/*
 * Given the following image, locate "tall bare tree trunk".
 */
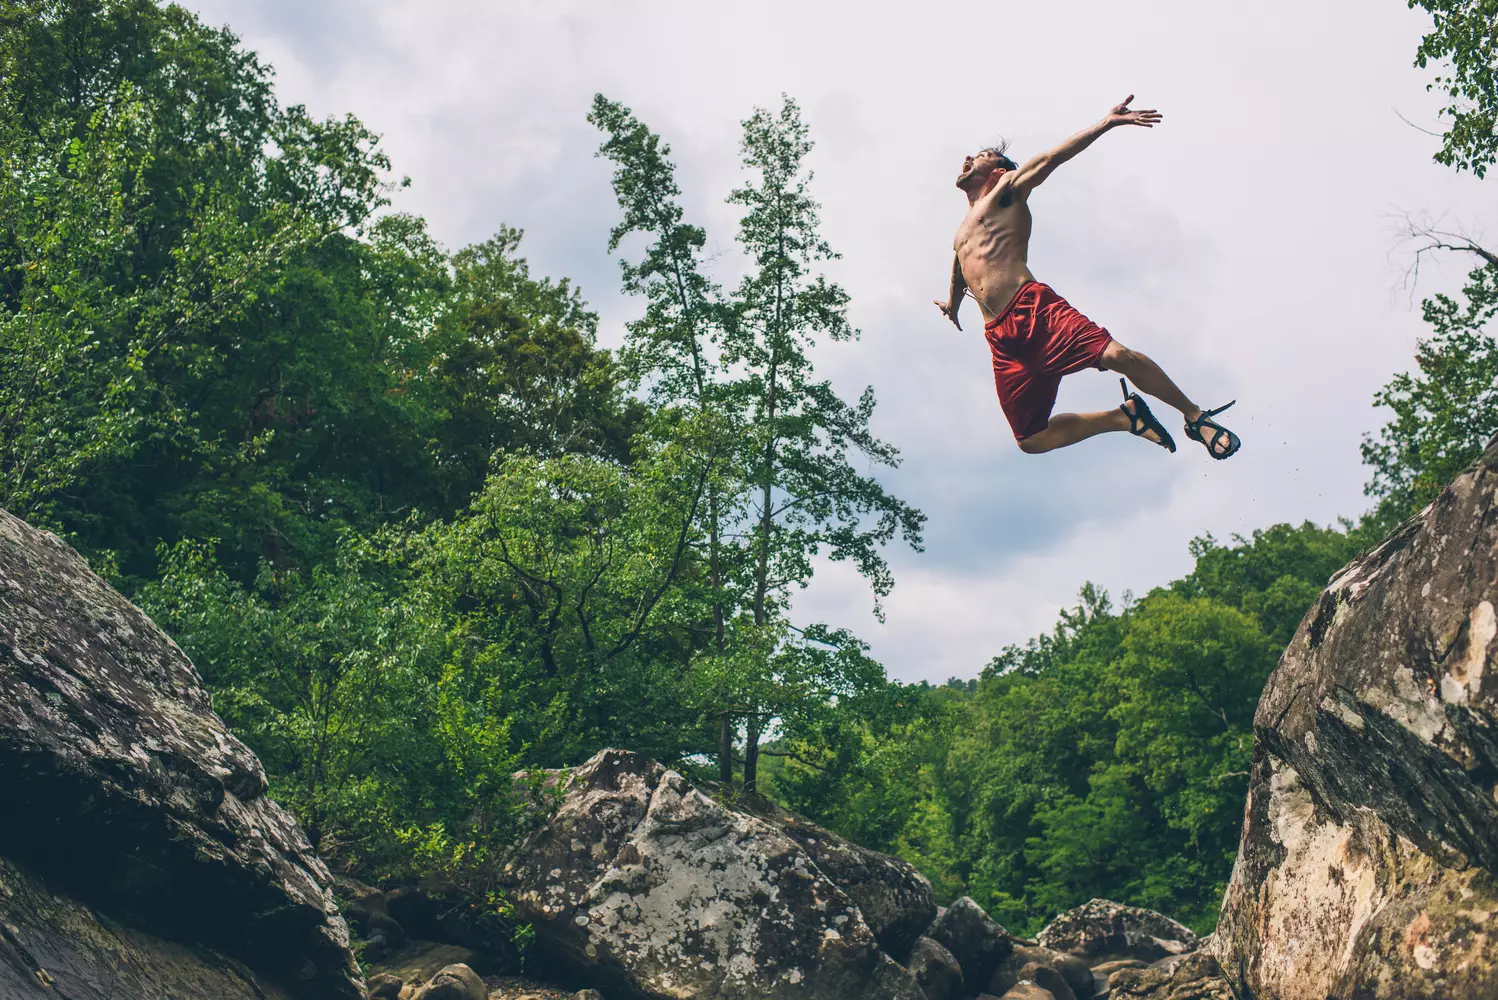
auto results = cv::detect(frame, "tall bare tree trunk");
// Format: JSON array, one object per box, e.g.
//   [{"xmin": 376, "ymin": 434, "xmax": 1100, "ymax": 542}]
[
  {"xmin": 744, "ymin": 712, "xmax": 762, "ymax": 792},
  {"xmin": 719, "ymin": 711, "xmax": 734, "ymax": 784}
]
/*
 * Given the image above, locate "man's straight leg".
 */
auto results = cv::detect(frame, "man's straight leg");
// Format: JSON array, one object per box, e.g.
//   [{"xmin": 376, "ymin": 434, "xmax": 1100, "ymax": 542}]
[{"xmin": 1099, "ymin": 340, "xmax": 1201, "ymax": 421}]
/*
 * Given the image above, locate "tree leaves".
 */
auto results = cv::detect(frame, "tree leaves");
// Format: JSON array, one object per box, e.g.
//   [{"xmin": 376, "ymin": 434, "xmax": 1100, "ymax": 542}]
[{"xmin": 1410, "ymin": 0, "xmax": 1498, "ymax": 176}]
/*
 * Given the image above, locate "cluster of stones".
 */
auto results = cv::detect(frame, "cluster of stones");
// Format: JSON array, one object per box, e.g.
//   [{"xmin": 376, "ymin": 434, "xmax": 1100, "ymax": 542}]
[{"xmin": 906, "ymin": 896, "xmax": 1215, "ymax": 1000}]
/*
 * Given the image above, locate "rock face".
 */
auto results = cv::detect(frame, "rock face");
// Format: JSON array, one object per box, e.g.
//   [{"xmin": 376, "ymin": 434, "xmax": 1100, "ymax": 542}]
[
  {"xmin": 907, "ymin": 936, "xmax": 963, "ymax": 1000},
  {"xmin": 501, "ymin": 748, "xmax": 922, "ymax": 999},
  {"xmin": 1037, "ymin": 899, "xmax": 1198, "ymax": 964},
  {"xmin": 1211, "ymin": 435, "xmax": 1498, "ymax": 998},
  {"xmin": 926, "ymin": 896, "xmax": 1013, "ymax": 993},
  {"xmin": 989, "ymin": 944, "xmax": 1096, "ymax": 1000},
  {"xmin": 1108, "ymin": 952, "xmax": 1235, "ymax": 1000},
  {"xmin": 727, "ymin": 789, "xmax": 937, "ymax": 961},
  {"xmin": 0, "ymin": 509, "xmax": 362, "ymax": 999},
  {"xmin": 0, "ymin": 855, "xmax": 300, "ymax": 1000}
]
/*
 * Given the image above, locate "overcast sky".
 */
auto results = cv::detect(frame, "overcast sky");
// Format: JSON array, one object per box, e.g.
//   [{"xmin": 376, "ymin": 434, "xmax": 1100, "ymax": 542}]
[{"xmin": 190, "ymin": 0, "xmax": 1494, "ymax": 683}]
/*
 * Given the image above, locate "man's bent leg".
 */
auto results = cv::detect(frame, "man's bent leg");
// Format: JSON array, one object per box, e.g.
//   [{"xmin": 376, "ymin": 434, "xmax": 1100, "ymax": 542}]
[
  {"xmin": 1018, "ymin": 408, "xmax": 1131, "ymax": 454},
  {"xmin": 1099, "ymin": 341, "xmax": 1202, "ymax": 421}
]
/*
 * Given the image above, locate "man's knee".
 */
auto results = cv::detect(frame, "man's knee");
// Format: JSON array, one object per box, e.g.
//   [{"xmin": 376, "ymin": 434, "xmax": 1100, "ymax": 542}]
[
  {"xmin": 1017, "ymin": 435, "xmax": 1048, "ymax": 454},
  {"xmin": 1100, "ymin": 340, "xmax": 1138, "ymax": 370}
]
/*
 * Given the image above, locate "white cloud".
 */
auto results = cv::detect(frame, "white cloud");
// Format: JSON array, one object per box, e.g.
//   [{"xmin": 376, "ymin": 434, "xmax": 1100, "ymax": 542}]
[{"xmin": 193, "ymin": 0, "xmax": 1493, "ymax": 682}]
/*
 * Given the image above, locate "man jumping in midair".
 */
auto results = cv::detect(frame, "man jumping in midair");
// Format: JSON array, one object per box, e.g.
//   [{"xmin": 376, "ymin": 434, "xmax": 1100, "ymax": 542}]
[{"xmin": 935, "ymin": 96, "xmax": 1239, "ymax": 458}]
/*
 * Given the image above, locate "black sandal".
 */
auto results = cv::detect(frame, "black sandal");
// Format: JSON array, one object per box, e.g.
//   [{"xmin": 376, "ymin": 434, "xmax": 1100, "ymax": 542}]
[
  {"xmin": 1119, "ymin": 378, "xmax": 1176, "ymax": 453},
  {"xmin": 1184, "ymin": 401, "xmax": 1240, "ymax": 460}
]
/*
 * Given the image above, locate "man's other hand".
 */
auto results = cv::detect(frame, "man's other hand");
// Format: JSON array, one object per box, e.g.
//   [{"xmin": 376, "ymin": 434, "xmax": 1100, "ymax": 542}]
[
  {"xmin": 1106, "ymin": 95, "xmax": 1162, "ymax": 128},
  {"xmin": 934, "ymin": 299, "xmax": 962, "ymax": 330}
]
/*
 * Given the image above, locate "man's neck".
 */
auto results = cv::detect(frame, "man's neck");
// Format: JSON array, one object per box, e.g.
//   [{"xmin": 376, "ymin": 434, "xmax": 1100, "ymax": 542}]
[{"xmin": 965, "ymin": 174, "xmax": 1004, "ymax": 207}]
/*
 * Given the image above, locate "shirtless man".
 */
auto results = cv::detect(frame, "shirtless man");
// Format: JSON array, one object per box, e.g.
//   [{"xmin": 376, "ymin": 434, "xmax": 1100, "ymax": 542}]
[{"xmin": 935, "ymin": 95, "xmax": 1239, "ymax": 459}]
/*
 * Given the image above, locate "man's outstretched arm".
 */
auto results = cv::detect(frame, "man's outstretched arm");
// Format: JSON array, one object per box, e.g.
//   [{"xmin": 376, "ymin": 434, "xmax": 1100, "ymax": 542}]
[
  {"xmin": 933, "ymin": 253, "xmax": 966, "ymax": 329},
  {"xmin": 1010, "ymin": 95, "xmax": 1162, "ymax": 194}
]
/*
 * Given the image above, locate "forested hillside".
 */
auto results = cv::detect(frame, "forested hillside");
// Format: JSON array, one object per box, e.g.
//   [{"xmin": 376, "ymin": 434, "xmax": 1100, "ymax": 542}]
[{"xmin": 3, "ymin": 0, "xmax": 1493, "ymax": 946}]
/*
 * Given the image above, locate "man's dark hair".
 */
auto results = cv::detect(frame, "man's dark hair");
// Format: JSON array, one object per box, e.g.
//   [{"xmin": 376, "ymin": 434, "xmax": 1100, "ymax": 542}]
[{"xmin": 979, "ymin": 140, "xmax": 1018, "ymax": 172}]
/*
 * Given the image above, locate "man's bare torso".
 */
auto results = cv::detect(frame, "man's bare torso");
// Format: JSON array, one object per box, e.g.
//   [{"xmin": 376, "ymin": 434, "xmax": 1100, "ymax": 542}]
[{"xmin": 954, "ymin": 181, "xmax": 1034, "ymax": 325}]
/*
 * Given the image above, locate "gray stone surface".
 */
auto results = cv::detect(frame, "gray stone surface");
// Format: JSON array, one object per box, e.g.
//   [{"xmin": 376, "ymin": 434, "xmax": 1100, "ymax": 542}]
[
  {"xmin": 500, "ymin": 748, "xmax": 921, "ymax": 999},
  {"xmin": 1037, "ymin": 899, "xmax": 1197, "ymax": 964},
  {"xmin": 990, "ymin": 944, "xmax": 1096, "ymax": 999},
  {"xmin": 1210, "ymin": 435, "xmax": 1498, "ymax": 999},
  {"xmin": 1107, "ymin": 952, "xmax": 1235, "ymax": 1000},
  {"xmin": 416, "ymin": 962, "xmax": 487, "ymax": 1000},
  {"xmin": 0, "ymin": 508, "xmax": 362, "ymax": 999},
  {"xmin": 725, "ymin": 789, "xmax": 937, "ymax": 961}
]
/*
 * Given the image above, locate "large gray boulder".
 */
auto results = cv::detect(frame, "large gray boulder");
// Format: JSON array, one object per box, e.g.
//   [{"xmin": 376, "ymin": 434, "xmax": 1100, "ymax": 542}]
[
  {"xmin": 1210, "ymin": 435, "xmax": 1498, "ymax": 998},
  {"xmin": 0, "ymin": 509, "xmax": 362, "ymax": 999},
  {"xmin": 500, "ymin": 748, "xmax": 922, "ymax": 999},
  {"xmin": 1037, "ymin": 899, "xmax": 1197, "ymax": 965},
  {"xmin": 726, "ymin": 789, "xmax": 937, "ymax": 961}
]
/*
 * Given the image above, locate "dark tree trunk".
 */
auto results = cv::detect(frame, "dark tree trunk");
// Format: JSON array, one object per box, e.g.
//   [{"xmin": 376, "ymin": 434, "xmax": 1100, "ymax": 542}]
[
  {"xmin": 719, "ymin": 711, "xmax": 734, "ymax": 785},
  {"xmin": 744, "ymin": 714, "xmax": 762, "ymax": 792}
]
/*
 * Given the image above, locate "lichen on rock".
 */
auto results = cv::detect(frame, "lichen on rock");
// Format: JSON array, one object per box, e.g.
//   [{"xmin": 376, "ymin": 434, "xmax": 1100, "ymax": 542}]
[
  {"xmin": 500, "ymin": 748, "xmax": 923, "ymax": 1000},
  {"xmin": 1210, "ymin": 435, "xmax": 1498, "ymax": 999}
]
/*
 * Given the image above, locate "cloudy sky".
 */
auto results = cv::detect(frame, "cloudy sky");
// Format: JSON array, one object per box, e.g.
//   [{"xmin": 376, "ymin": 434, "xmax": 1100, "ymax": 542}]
[{"xmin": 190, "ymin": 0, "xmax": 1493, "ymax": 683}]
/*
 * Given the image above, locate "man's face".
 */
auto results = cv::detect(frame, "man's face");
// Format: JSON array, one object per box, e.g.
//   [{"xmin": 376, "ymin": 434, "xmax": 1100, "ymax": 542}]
[{"xmin": 956, "ymin": 150, "xmax": 1003, "ymax": 190}]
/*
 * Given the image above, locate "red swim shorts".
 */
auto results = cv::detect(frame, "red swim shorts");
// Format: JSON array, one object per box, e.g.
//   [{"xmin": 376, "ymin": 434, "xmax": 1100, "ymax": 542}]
[{"xmin": 985, "ymin": 281, "xmax": 1113, "ymax": 440}]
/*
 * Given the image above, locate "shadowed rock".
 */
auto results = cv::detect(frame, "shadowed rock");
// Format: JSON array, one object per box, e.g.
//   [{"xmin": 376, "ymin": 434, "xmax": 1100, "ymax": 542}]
[
  {"xmin": 907, "ymin": 935, "xmax": 963, "ymax": 1000},
  {"xmin": 926, "ymin": 896, "xmax": 1013, "ymax": 993},
  {"xmin": 0, "ymin": 509, "xmax": 362, "ymax": 999},
  {"xmin": 1210, "ymin": 435, "xmax": 1498, "ymax": 998},
  {"xmin": 989, "ymin": 944, "xmax": 1096, "ymax": 999}
]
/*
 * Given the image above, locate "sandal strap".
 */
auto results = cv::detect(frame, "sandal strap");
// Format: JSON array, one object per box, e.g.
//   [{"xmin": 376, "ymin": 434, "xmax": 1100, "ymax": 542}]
[{"xmin": 1188, "ymin": 400, "xmax": 1236, "ymax": 429}]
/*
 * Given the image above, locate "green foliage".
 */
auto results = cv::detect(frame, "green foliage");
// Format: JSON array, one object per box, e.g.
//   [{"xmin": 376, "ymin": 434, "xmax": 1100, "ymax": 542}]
[
  {"xmin": 138, "ymin": 533, "xmax": 459, "ymax": 857},
  {"xmin": 590, "ymin": 94, "xmax": 924, "ymax": 790},
  {"xmin": 1362, "ymin": 263, "xmax": 1498, "ymax": 527},
  {"xmin": 5, "ymin": 1, "xmax": 643, "ymax": 880},
  {"xmin": 0, "ymin": 0, "xmax": 635, "ymax": 586},
  {"xmin": 773, "ymin": 523, "xmax": 1360, "ymax": 935},
  {"xmin": 408, "ymin": 449, "xmax": 715, "ymax": 764},
  {"xmin": 1410, "ymin": 0, "xmax": 1498, "ymax": 176}
]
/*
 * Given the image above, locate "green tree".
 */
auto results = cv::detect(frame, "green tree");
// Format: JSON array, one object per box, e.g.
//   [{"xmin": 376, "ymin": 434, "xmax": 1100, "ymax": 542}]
[
  {"xmin": 590, "ymin": 95, "xmax": 924, "ymax": 789},
  {"xmin": 0, "ymin": 1, "xmax": 390, "ymax": 546},
  {"xmin": 408, "ymin": 448, "xmax": 715, "ymax": 764},
  {"xmin": 723, "ymin": 97, "xmax": 924, "ymax": 788},
  {"xmin": 1363, "ymin": 1, "xmax": 1498, "ymax": 525},
  {"xmin": 139, "ymin": 533, "xmax": 447, "ymax": 851},
  {"xmin": 588, "ymin": 95, "xmax": 746, "ymax": 780},
  {"xmin": 1362, "ymin": 261, "xmax": 1498, "ymax": 525},
  {"xmin": 1410, "ymin": 0, "xmax": 1498, "ymax": 176}
]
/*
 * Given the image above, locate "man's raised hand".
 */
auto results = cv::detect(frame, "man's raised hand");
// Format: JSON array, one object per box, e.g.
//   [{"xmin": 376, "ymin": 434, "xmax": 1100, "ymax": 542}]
[{"xmin": 1106, "ymin": 95, "xmax": 1162, "ymax": 128}]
